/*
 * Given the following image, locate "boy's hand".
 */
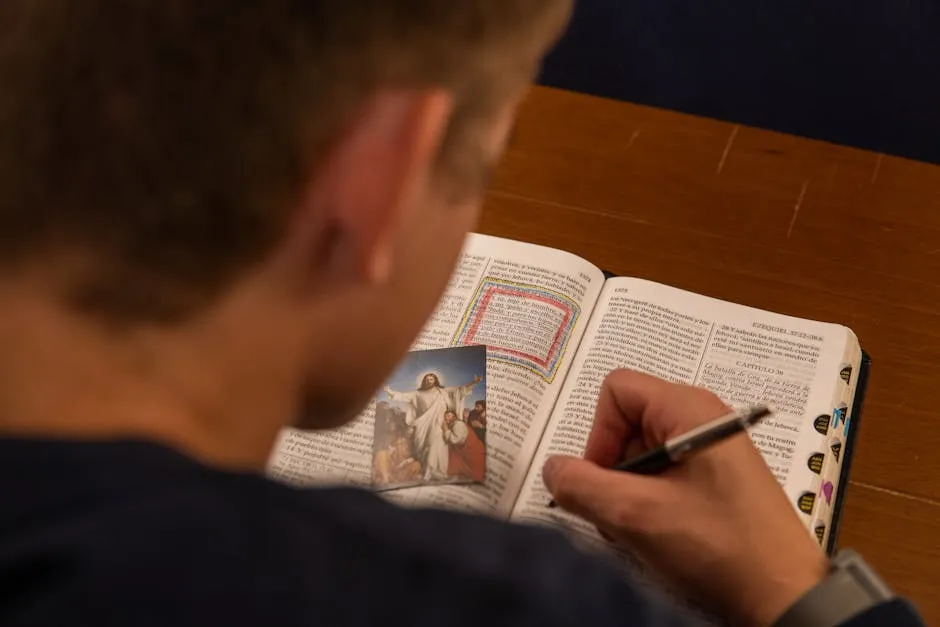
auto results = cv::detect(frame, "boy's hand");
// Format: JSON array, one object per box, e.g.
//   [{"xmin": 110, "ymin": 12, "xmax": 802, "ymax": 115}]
[{"xmin": 542, "ymin": 370, "xmax": 827, "ymax": 627}]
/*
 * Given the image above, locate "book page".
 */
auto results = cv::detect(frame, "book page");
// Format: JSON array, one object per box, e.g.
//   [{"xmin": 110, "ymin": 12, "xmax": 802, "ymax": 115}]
[
  {"xmin": 510, "ymin": 278, "xmax": 860, "ymax": 549},
  {"xmin": 266, "ymin": 233, "xmax": 605, "ymax": 519}
]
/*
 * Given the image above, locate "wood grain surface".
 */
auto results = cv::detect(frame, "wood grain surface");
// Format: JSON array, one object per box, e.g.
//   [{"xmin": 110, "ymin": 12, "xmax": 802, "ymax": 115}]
[{"xmin": 482, "ymin": 85, "xmax": 940, "ymax": 622}]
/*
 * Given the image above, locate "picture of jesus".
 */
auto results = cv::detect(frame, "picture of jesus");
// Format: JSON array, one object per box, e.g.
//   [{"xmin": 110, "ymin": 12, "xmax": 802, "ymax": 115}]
[
  {"xmin": 371, "ymin": 345, "xmax": 488, "ymax": 491},
  {"xmin": 384, "ymin": 372, "xmax": 482, "ymax": 482}
]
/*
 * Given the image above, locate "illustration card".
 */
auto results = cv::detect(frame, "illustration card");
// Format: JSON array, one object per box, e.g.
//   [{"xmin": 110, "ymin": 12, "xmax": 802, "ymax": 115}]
[{"xmin": 371, "ymin": 345, "xmax": 487, "ymax": 492}]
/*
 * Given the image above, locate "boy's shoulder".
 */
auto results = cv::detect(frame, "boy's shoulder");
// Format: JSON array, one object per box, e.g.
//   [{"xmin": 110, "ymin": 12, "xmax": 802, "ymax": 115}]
[
  {"xmin": 172, "ymin": 478, "xmax": 635, "ymax": 625},
  {"xmin": 89, "ymin": 481, "xmax": 636, "ymax": 626},
  {"xmin": 0, "ymin": 439, "xmax": 686, "ymax": 627}
]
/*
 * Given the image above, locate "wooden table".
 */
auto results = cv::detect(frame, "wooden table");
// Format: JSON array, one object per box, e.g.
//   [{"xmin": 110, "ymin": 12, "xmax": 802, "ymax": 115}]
[{"xmin": 482, "ymin": 85, "xmax": 940, "ymax": 622}]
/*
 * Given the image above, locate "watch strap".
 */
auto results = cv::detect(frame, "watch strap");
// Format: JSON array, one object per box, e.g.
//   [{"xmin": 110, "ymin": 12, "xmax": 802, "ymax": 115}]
[{"xmin": 773, "ymin": 550, "xmax": 894, "ymax": 627}]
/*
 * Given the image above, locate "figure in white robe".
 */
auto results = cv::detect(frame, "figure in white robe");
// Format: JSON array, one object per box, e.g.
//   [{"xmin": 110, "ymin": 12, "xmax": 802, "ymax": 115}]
[{"xmin": 385, "ymin": 372, "xmax": 482, "ymax": 481}]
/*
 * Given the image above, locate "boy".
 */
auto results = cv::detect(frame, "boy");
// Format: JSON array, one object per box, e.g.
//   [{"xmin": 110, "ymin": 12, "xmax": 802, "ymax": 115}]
[{"xmin": 0, "ymin": 3, "xmax": 923, "ymax": 626}]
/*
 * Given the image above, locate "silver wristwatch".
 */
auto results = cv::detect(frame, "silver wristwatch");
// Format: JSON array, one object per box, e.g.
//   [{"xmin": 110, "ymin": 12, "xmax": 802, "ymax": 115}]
[{"xmin": 773, "ymin": 549, "xmax": 895, "ymax": 627}]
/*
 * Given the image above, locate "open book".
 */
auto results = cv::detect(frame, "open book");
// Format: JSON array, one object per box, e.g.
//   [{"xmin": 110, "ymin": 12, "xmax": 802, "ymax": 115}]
[{"xmin": 267, "ymin": 233, "xmax": 868, "ymax": 559}]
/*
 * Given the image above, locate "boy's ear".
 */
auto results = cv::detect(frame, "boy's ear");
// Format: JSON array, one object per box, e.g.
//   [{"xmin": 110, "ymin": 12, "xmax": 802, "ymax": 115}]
[{"xmin": 276, "ymin": 89, "xmax": 455, "ymax": 293}]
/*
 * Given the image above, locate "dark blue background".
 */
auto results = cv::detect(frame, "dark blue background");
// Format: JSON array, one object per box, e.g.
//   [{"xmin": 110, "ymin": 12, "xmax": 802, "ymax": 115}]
[{"xmin": 538, "ymin": 0, "xmax": 940, "ymax": 164}]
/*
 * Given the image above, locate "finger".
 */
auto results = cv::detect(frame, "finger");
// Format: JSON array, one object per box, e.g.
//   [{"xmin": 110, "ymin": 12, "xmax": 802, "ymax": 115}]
[
  {"xmin": 543, "ymin": 455, "xmax": 660, "ymax": 534},
  {"xmin": 583, "ymin": 369, "xmax": 678, "ymax": 463},
  {"xmin": 623, "ymin": 435, "xmax": 647, "ymax": 460},
  {"xmin": 615, "ymin": 370, "xmax": 735, "ymax": 444},
  {"xmin": 583, "ymin": 377, "xmax": 633, "ymax": 467}
]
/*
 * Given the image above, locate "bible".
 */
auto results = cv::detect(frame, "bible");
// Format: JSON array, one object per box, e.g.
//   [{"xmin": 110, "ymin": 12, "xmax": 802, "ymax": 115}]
[{"xmin": 267, "ymin": 232, "xmax": 868, "ymax": 560}]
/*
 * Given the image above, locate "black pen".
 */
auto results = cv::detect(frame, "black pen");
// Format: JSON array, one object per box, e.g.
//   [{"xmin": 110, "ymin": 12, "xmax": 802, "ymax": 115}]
[{"xmin": 547, "ymin": 404, "xmax": 772, "ymax": 508}]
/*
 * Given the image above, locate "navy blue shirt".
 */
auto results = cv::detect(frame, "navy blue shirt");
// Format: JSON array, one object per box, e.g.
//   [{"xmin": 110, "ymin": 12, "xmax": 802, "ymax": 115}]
[{"xmin": 0, "ymin": 439, "xmax": 924, "ymax": 627}]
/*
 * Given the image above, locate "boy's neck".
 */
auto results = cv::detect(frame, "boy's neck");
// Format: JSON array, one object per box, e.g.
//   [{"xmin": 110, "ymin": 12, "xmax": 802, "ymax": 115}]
[{"xmin": 0, "ymin": 285, "xmax": 290, "ymax": 472}]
